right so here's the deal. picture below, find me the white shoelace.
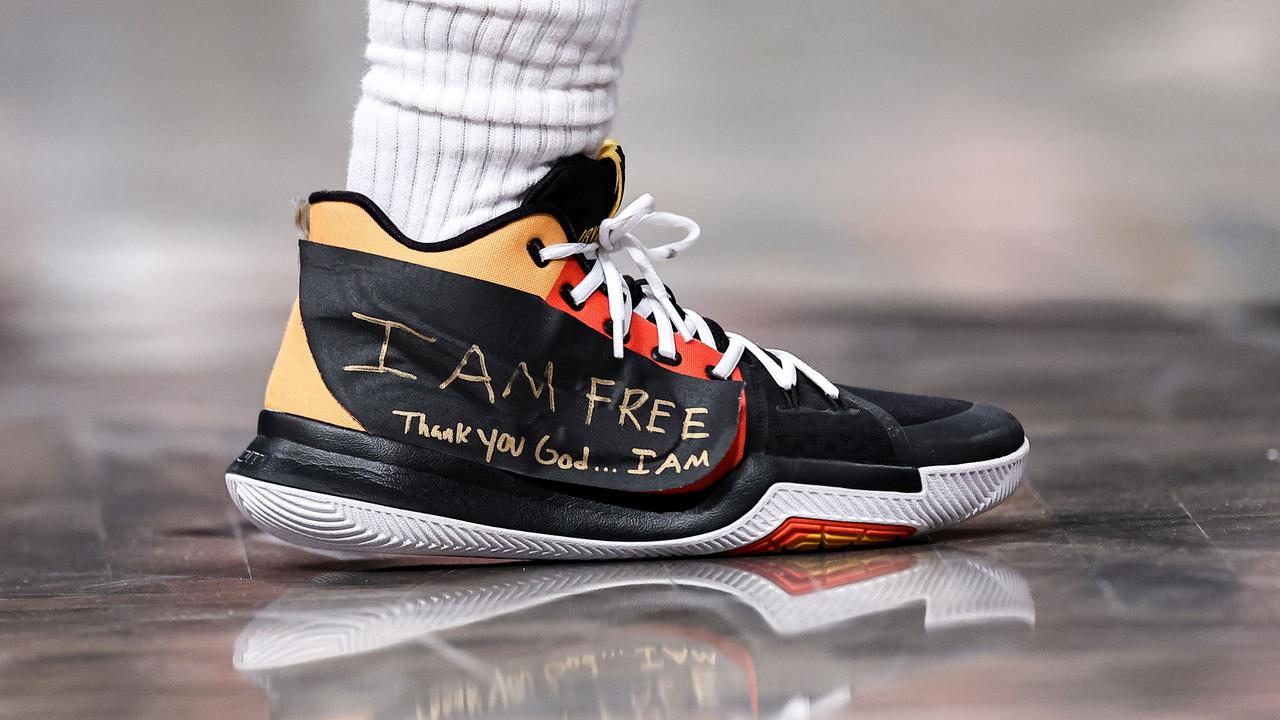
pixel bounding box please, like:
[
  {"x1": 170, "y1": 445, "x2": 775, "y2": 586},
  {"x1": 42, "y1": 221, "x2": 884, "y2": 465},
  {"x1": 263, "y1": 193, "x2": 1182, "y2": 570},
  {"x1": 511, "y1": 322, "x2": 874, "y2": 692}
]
[{"x1": 538, "y1": 194, "x2": 841, "y2": 399}]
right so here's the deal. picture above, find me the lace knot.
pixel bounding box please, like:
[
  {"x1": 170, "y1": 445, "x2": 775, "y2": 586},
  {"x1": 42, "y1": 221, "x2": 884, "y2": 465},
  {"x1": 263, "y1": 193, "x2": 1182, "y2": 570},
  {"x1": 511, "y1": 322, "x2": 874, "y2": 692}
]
[{"x1": 535, "y1": 191, "x2": 838, "y2": 398}]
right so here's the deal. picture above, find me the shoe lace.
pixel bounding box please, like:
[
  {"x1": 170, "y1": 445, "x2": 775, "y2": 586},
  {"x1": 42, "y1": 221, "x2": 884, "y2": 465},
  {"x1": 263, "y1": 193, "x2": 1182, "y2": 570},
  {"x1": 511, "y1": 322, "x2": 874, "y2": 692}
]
[{"x1": 538, "y1": 193, "x2": 840, "y2": 399}]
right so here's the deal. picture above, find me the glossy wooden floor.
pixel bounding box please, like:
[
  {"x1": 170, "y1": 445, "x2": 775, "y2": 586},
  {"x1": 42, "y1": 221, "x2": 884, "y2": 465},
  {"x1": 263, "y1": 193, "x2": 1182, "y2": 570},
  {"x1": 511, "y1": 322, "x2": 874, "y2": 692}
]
[{"x1": 3, "y1": 298, "x2": 1278, "y2": 719}]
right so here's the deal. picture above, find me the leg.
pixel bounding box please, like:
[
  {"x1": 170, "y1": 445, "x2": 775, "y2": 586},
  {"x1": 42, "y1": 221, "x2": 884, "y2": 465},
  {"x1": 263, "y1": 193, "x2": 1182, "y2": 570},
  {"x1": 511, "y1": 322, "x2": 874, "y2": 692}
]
[{"x1": 346, "y1": 0, "x2": 641, "y2": 243}]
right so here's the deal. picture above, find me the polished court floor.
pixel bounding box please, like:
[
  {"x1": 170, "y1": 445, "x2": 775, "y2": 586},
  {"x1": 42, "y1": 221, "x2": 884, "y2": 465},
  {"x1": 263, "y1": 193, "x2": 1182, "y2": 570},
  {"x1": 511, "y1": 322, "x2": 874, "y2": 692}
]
[
  {"x1": 3, "y1": 299, "x2": 1279, "y2": 719},
  {"x1": 4, "y1": 3, "x2": 1280, "y2": 716}
]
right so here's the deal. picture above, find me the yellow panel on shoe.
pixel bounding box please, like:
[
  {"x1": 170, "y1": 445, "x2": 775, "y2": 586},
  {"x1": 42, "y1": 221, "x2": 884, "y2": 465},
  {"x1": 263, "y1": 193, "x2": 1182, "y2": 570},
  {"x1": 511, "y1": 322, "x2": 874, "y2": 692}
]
[
  {"x1": 307, "y1": 201, "x2": 568, "y2": 298},
  {"x1": 263, "y1": 299, "x2": 363, "y2": 431}
]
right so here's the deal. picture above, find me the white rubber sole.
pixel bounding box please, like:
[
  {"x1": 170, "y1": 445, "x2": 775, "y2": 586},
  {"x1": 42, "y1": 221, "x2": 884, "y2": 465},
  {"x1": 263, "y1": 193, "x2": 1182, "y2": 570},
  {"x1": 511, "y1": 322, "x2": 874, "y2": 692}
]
[{"x1": 227, "y1": 438, "x2": 1028, "y2": 560}]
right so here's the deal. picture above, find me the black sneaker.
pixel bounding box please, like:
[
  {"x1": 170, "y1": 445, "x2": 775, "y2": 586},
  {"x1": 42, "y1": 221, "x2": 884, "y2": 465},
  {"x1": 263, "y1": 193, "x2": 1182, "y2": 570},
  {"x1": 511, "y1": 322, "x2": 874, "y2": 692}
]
[{"x1": 226, "y1": 142, "x2": 1029, "y2": 559}]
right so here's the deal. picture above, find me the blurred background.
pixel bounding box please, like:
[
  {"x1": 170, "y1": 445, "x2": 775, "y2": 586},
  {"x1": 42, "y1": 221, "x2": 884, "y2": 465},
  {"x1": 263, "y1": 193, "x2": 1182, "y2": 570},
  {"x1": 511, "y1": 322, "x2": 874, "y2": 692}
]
[
  {"x1": 4, "y1": 5, "x2": 1280, "y2": 716},
  {"x1": 1, "y1": 0, "x2": 1277, "y2": 425}
]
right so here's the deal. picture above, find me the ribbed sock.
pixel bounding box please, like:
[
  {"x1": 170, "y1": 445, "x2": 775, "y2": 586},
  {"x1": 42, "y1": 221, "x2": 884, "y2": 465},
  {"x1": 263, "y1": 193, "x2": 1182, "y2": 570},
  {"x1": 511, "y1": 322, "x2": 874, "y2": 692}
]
[{"x1": 346, "y1": 0, "x2": 640, "y2": 242}]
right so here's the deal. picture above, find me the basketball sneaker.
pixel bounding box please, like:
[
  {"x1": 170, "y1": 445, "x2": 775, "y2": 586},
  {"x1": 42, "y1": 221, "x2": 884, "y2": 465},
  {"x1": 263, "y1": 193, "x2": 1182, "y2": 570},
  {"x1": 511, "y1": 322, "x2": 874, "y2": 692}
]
[{"x1": 226, "y1": 142, "x2": 1029, "y2": 559}]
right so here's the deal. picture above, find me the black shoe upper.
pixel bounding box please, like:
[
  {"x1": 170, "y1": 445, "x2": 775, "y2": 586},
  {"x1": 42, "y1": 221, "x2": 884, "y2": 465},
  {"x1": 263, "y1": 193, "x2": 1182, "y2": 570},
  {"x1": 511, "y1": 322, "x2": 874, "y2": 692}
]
[
  {"x1": 525, "y1": 146, "x2": 1027, "y2": 470},
  {"x1": 298, "y1": 146, "x2": 1025, "y2": 494},
  {"x1": 741, "y1": 350, "x2": 1024, "y2": 468}
]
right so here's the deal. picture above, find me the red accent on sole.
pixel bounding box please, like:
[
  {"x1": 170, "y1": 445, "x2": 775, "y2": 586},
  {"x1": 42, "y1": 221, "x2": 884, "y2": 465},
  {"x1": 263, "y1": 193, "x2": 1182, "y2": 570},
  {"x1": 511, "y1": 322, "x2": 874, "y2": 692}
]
[
  {"x1": 726, "y1": 517, "x2": 916, "y2": 556},
  {"x1": 725, "y1": 554, "x2": 918, "y2": 595}
]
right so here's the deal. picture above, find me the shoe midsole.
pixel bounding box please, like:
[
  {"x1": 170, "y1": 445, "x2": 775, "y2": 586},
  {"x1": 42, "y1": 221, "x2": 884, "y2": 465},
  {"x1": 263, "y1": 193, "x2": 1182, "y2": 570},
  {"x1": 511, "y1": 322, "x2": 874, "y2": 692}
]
[{"x1": 228, "y1": 411, "x2": 926, "y2": 543}]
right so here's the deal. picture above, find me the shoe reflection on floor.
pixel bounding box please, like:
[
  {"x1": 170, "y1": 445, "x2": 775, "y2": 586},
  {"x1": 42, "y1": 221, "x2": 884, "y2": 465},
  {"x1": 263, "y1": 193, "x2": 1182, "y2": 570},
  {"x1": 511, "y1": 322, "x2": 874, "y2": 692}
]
[{"x1": 234, "y1": 549, "x2": 1034, "y2": 720}]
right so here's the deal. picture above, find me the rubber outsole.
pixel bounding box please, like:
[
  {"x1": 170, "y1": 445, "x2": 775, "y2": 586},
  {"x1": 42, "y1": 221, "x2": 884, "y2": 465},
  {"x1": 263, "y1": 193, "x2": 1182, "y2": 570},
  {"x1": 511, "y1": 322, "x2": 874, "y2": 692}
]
[{"x1": 226, "y1": 438, "x2": 1028, "y2": 560}]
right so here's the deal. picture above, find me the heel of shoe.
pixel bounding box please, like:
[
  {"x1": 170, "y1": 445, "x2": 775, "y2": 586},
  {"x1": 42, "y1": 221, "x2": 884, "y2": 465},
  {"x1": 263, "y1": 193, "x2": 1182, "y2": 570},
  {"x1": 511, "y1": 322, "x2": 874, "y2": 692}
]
[{"x1": 262, "y1": 299, "x2": 363, "y2": 431}]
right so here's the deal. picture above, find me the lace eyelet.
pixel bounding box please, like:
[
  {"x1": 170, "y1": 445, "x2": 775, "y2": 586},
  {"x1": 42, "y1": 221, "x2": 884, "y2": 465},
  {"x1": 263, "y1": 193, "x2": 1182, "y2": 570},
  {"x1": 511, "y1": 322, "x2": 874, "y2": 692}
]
[
  {"x1": 602, "y1": 319, "x2": 631, "y2": 343},
  {"x1": 651, "y1": 347, "x2": 682, "y2": 366},
  {"x1": 560, "y1": 283, "x2": 587, "y2": 311},
  {"x1": 527, "y1": 237, "x2": 550, "y2": 268},
  {"x1": 704, "y1": 364, "x2": 722, "y2": 379}
]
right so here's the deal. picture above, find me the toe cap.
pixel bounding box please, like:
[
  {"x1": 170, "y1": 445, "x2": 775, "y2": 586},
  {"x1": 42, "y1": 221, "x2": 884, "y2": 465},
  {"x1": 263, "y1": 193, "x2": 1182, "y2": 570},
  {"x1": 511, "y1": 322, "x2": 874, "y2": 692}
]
[{"x1": 897, "y1": 403, "x2": 1025, "y2": 466}]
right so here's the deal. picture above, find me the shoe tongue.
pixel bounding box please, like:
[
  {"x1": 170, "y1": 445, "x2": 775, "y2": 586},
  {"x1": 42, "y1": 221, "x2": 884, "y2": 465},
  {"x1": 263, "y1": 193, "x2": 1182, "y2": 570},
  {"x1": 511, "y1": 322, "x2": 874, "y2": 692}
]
[{"x1": 523, "y1": 141, "x2": 625, "y2": 242}]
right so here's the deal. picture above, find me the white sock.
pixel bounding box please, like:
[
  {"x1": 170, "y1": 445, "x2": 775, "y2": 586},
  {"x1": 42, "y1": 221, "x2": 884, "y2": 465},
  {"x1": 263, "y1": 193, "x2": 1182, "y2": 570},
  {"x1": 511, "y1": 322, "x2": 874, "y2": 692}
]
[{"x1": 346, "y1": 0, "x2": 641, "y2": 243}]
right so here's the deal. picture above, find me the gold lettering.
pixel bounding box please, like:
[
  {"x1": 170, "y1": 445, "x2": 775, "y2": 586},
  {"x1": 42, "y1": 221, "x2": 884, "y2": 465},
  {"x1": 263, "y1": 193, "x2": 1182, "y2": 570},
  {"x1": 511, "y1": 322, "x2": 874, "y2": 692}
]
[
  {"x1": 629, "y1": 448, "x2": 656, "y2": 474},
  {"x1": 440, "y1": 344, "x2": 496, "y2": 403},
  {"x1": 655, "y1": 453, "x2": 683, "y2": 475},
  {"x1": 497, "y1": 433, "x2": 525, "y2": 456},
  {"x1": 502, "y1": 361, "x2": 555, "y2": 411},
  {"x1": 534, "y1": 435, "x2": 557, "y2": 466},
  {"x1": 477, "y1": 428, "x2": 526, "y2": 463},
  {"x1": 534, "y1": 435, "x2": 591, "y2": 470},
  {"x1": 646, "y1": 398, "x2": 675, "y2": 434},
  {"x1": 476, "y1": 428, "x2": 498, "y2": 462},
  {"x1": 392, "y1": 409, "x2": 423, "y2": 434},
  {"x1": 618, "y1": 388, "x2": 649, "y2": 430},
  {"x1": 343, "y1": 312, "x2": 435, "y2": 379},
  {"x1": 683, "y1": 450, "x2": 710, "y2": 470},
  {"x1": 585, "y1": 377, "x2": 616, "y2": 425},
  {"x1": 455, "y1": 423, "x2": 472, "y2": 443},
  {"x1": 392, "y1": 412, "x2": 473, "y2": 447},
  {"x1": 681, "y1": 407, "x2": 709, "y2": 439}
]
